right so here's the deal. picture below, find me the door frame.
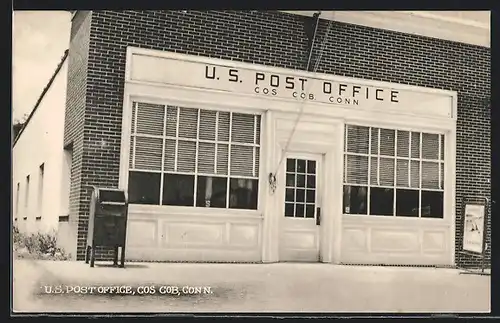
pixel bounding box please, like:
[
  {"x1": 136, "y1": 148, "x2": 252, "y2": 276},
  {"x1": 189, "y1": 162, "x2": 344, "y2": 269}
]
[{"x1": 260, "y1": 111, "x2": 344, "y2": 264}]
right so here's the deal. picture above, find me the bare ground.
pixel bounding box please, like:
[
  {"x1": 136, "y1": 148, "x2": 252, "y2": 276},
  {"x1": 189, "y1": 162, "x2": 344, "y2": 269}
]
[{"x1": 12, "y1": 259, "x2": 490, "y2": 313}]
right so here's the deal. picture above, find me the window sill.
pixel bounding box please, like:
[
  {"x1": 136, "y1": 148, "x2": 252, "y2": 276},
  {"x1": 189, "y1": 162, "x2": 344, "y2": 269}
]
[
  {"x1": 128, "y1": 203, "x2": 262, "y2": 219},
  {"x1": 342, "y1": 214, "x2": 450, "y2": 224}
]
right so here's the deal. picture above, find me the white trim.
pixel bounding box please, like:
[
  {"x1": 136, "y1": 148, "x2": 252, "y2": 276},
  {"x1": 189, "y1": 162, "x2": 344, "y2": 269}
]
[
  {"x1": 127, "y1": 46, "x2": 457, "y2": 98},
  {"x1": 121, "y1": 47, "x2": 457, "y2": 266},
  {"x1": 281, "y1": 11, "x2": 490, "y2": 48}
]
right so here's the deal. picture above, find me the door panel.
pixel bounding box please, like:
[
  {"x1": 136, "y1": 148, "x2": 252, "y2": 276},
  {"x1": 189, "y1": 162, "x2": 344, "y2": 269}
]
[{"x1": 280, "y1": 154, "x2": 322, "y2": 262}]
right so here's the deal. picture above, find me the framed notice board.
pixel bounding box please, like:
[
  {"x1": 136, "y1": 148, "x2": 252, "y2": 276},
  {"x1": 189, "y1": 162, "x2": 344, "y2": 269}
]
[{"x1": 459, "y1": 196, "x2": 489, "y2": 275}]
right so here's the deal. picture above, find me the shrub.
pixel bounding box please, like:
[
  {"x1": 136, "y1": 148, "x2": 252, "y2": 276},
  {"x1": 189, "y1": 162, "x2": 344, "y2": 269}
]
[{"x1": 13, "y1": 226, "x2": 71, "y2": 261}]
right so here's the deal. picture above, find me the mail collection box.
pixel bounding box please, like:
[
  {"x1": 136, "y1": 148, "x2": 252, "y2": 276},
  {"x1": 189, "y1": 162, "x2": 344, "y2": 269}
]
[{"x1": 85, "y1": 187, "x2": 129, "y2": 268}]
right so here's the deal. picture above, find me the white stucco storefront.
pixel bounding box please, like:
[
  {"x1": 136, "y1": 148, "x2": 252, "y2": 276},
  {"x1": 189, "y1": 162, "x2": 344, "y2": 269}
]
[{"x1": 119, "y1": 47, "x2": 457, "y2": 266}]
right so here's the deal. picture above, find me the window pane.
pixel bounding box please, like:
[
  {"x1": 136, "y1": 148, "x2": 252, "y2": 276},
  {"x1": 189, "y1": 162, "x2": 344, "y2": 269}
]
[
  {"x1": 216, "y1": 144, "x2": 229, "y2": 175},
  {"x1": 286, "y1": 188, "x2": 294, "y2": 202},
  {"x1": 410, "y1": 160, "x2": 420, "y2": 188},
  {"x1": 198, "y1": 142, "x2": 216, "y2": 174},
  {"x1": 379, "y1": 129, "x2": 395, "y2": 156},
  {"x1": 134, "y1": 136, "x2": 163, "y2": 171},
  {"x1": 136, "y1": 103, "x2": 165, "y2": 136},
  {"x1": 178, "y1": 108, "x2": 198, "y2": 139},
  {"x1": 128, "y1": 171, "x2": 160, "y2": 205},
  {"x1": 166, "y1": 106, "x2": 178, "y2": 137},
  {"x1": 422, "y1": 161, "x2": 439, "y2": 189},
  {"x1": 422, "y1": 133, "x2": 439, "y2": 160},
  {"x1": 397, "y1": 130, "x2": 410, "y2": 157},
  {"x1": 231, "y1": 113, "x2": 255, "y2": 144},
  {"x1": 370, "y1": 128, "x2": 379, "y2": 154},
  {"x1": 285, "y1": 203, "x2": 294, "y2": 217},
  {"x1": 440, "y1": 135, "x2": 445, "y2": 161},
  {"x1": 286, "y1": 173, "x2": 295, "y2": 187},
  {"x1": 307, "y1": 175, "x2": 316, "y2": 188},
  {"x1": 254, "y1": 148, "x2": 260, "y2": 177},
  {"x1": 306, "y1": 189, "x2": 315, "y2": 203},
  {"x1": 297, "y1": 160, "x2": 306, "y2": 173},
  {"x1": 396, "y1": 159, "x2": 409, "y2": 187},
  {"x1": 131, "y1": 103, "x2": 136, "y2": 133},
  {"x1": 287, "y1": 159, "x2": 295, "y2": 172},
  {"x1": 255, "y1": 115, "x2": 261, "y2": 144},
  {"x1": 129, "y1": 136, "x2": 134, "y2": 168},
  {"x1": 440, "y1": 162, "x2": 444, "y2": 189},
  {"x1": 396, "y1": 189, "x2": 419, "y2": 217},
  {"x1": 345, "y1": 155, "x2": 369, "y2": 185},
  {"x1": 177, "y1": 140, "x2": 196, "y2": 172},
  {"x1": 305, "y1": 205, "x2": 315, "y2": 218},
  {"x1": 411, "y1": 132, "x2": 420, "y2": 159},
  {"x1": 346, "y1": 125, "x2": 369, "y2": 154},
  {"x1": 297, "y1": 174, "x2": 306, "y2": 187},
  {"x1": 370, "y1": 187, "x2": 394, "y2": 216},
  {"x1": 343, "y1": 185, "x2": 368, "y2": 215},
  {"x1": 370, "y1": 157, "x2": 378, "y2": 185},
  {"x1": 218, "y1": 111, "x2": 230, "y2": 141},
  {"x1": 196, "y1": 176, "x2": 227, "y2": 208},
  {"x1": 229, "y1": 178, "x2": 258, "y2": 210},
  {"x1": 164, "y1": 139, "x2": 176, "y2": 172},
  {"x1": 199, "y1": 109, "x2": 217, "y2": 141},
  {"x1": 296, "y1": 189, "x2": 305, "y2": 202},
  {"x1": 162, "y1": 174, "x2": 195, "y2": 206},
  {"x1": 296, "y1": 204, "x2": 305, "y2": 218},
  {"x1": 379, "y1": 157, "x2": 394, "y2": 186},
  {"x1": 421, "y1": 191, "x2": 444, "y2": 218},
  {"x1": 230, "y1": 145, "x2": 253, "y2": 176},
  {"x1": 307, "y1": 160, "x2": 316, "y2": 174}
]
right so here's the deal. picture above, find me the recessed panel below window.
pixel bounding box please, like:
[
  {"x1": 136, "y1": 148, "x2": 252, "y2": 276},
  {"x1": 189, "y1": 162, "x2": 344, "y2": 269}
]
[
  {"x1": 370, "y1": 187, "x2": 394, "y2": 216},
  {"x1": 162, "y1": 174, "x2": 195, "y2": 206},
  {"x1": 421, "y1": 191, "x2": 444, "y2": 219},
  {"x1": 128, "y1": 171, "x2": 161, "y2": 205},
  {"x1": 196, "y1": 176, "x2": 227, "y2": 208},
  {"x1": 396, "y1": 189, "x2": 419, "y2": 217},
  {"x1": 229, "y1": 178, "x2": 258, "y2": 210},
  {"x1": 343, "y1": 185, "x2": 367, "y2": 215}
]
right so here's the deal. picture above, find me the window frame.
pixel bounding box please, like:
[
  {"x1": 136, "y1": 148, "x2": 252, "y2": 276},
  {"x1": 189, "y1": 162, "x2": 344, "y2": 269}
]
[
  {"x1": 25, "y1": 175, "x2": 30, "y2": 210},
  {"x1": 37, "y1": 163, "x2": 45, "y2": 219},
  {"x1": 343, "y1": 123, "x2": 447, "y2": 219},
  {"x1": 125, "y1": 99, "x2": 264, "y2": 212}
]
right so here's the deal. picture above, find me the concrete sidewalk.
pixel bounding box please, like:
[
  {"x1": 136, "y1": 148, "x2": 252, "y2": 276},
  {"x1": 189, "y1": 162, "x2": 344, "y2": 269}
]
[{"x1": 13, "y1": 259, "x2": 490, "y2": 313}]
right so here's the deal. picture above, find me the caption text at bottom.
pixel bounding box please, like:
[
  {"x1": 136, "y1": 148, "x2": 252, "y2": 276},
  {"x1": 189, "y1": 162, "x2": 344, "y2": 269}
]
[{"x1": 41, "y1": 285, "x2": 213, "y2": 296}]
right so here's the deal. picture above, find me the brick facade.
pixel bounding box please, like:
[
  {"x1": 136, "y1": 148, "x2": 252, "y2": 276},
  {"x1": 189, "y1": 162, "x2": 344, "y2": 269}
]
[{"x1": 64, "y1": 10, "x2": 491, "y2": 267}]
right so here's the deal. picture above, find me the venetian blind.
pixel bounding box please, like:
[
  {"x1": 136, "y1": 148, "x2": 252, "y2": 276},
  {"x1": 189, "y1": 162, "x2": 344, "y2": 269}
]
[
  {"x1": 129, "y1": 103, "x2": 261, "y2": 179},
  {"x1": 344, "y1": 125, "x2": 444, "y2": 190}
]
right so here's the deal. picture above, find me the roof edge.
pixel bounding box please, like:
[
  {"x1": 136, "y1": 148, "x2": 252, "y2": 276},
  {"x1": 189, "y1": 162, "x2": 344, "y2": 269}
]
[{"x1": 13, "y1": 49, "x2": 69, "y2": 147}]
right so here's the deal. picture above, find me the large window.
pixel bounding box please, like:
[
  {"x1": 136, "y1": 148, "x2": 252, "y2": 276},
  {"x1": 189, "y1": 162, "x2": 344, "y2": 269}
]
[
  {"x1": 343, "y1": 125, "x2": 445, "y2": 218},
  {"x1": 128, "y1": 102, "x2": 261, "y2": 210}
]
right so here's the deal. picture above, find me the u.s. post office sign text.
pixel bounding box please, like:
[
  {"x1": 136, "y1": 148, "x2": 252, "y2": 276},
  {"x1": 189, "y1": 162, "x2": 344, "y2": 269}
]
[{"x1": 128, "y1": 50, "x2": 454, "y2": 118}]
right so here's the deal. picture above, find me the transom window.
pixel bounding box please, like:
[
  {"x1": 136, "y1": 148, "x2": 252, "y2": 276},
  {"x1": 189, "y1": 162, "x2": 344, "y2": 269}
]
[
  {"x1": 343, "y1": 125, "x2": 445, "y2": 218},
  {"x1": 128, "y1": 102, "x2": 261, "y2": 210}
]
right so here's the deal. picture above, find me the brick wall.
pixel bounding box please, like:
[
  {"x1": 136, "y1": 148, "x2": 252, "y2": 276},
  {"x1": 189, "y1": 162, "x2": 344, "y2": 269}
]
[
  {"x1": 63, "y1": 11, "x2": 92, "y2": 259},
  {"x1": 65, "y1": 10, "x2": 490, "y2": 267}
]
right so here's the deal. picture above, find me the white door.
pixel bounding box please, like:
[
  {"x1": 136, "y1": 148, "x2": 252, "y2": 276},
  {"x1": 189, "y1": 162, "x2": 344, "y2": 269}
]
[{"x1": 279, "y1": 153, "x2": 323, "y2": 262}]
